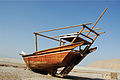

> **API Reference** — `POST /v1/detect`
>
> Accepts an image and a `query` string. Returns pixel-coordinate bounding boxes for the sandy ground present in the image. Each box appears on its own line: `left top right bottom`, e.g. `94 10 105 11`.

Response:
0 57 120 80
89 58 120 70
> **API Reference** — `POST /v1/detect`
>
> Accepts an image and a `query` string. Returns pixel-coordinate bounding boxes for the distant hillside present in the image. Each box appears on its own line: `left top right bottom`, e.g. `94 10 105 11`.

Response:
88 58 120 70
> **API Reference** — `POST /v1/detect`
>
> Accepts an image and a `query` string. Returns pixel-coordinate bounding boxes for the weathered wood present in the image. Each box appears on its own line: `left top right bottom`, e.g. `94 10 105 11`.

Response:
35 23 92 33
23 50 72 72
82 32 105 38
63 42 65 46
34 33 66 43
52 28 101 38
34 42 84 55
59 47 97 76
86 8 108 36
83 25 99 36
60 38 61 46
82 28 101 33
35 34 38 52
71 26 85 44
62 37 91 45
92 35 98 43
21 8 107 77
80 33 93 41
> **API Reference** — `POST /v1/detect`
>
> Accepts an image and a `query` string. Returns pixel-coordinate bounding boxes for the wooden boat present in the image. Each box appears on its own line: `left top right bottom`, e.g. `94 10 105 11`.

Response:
21 8 107 77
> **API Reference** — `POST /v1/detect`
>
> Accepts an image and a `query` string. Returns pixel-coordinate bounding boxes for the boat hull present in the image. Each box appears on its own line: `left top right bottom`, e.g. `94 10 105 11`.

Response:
23 50 80 72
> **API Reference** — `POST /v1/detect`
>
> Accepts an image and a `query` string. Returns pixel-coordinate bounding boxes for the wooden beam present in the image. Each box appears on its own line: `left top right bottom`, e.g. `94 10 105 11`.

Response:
82 28 101 33
34 42 84 54
82 32 105 38
35 34 38 52
86 8 107 36
35 23 92 33
33 33 66 43
52 28 101 38
92 35 98 43
83 25 99 36
71 26 85 44
80 33 93 41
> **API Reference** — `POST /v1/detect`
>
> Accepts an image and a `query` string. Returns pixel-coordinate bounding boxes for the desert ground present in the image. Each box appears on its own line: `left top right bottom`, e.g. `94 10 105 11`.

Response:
0 57 120 80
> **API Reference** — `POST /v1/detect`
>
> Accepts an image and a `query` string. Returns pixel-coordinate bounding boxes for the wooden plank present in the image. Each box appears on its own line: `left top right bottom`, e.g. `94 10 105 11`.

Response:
35 23 92 33
52 28 101 38
86 8 108 36
34 42 84 54
23 50 72 71
62 37 91 45
82 32 105 38
34 33 66 43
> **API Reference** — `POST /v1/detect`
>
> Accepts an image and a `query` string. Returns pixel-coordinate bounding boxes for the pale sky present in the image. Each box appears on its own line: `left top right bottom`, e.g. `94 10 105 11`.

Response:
0 0 120 66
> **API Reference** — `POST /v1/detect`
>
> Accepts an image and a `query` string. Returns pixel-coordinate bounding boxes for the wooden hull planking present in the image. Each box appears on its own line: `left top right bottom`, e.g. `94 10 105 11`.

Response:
23 50 80 72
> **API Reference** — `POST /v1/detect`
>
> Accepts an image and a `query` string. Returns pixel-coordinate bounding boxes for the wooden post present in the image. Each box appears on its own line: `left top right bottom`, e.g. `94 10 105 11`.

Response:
35 34 38 52
63 42 65 46
34 33 66 43
60 38 61 46
79 46 81 51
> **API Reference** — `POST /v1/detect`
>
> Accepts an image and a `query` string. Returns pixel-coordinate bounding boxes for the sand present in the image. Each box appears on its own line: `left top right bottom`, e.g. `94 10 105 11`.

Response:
88 58 120 70
0 57 120 80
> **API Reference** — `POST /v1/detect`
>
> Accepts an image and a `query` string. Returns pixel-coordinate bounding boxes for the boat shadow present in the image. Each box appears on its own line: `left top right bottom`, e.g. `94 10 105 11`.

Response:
32 70 104 80
56 75 105 80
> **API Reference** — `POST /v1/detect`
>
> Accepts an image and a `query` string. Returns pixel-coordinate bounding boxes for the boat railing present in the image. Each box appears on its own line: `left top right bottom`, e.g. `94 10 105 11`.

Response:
33 24 105 52
33 8 107 52
58 25 105 46
33 23 92 52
